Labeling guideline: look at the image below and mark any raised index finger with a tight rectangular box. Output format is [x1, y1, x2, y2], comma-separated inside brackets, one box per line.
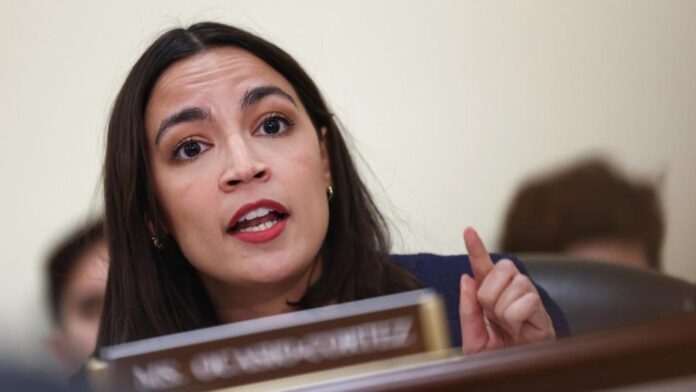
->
[464, 227, 494, 284]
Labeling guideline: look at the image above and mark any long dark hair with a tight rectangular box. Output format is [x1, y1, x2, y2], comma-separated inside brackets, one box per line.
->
[98, 22, 419, 349]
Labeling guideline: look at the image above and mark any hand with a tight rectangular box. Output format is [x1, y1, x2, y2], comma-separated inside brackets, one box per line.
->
[459, 227, 555, 354]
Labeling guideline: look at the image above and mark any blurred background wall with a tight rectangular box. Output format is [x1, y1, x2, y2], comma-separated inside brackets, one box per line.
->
[1, 0, 694, 369]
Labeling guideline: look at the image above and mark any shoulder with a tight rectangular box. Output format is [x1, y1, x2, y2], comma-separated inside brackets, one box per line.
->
[389, 253, 571, 346]
[389, 252, 528, 310]
[390, 252, 529, 284]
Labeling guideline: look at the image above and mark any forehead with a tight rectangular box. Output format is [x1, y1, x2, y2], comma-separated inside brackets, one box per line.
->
[62, 242, 108, 307]
[69, 242, 108, 285]
[148, 47, 296, 108]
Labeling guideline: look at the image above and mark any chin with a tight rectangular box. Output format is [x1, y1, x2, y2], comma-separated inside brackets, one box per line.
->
[250, 260, 311, 283]
[196, 245, 320, 288]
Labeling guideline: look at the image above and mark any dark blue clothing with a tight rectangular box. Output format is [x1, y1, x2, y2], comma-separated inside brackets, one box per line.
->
[390, 253, 570, 347]
[0, 365, 72, 392]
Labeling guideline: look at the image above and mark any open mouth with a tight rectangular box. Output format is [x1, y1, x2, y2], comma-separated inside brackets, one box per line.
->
[227, 207, 289, 234]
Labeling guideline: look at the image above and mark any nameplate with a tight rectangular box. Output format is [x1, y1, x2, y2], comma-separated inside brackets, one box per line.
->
[92, 289, 450, 391]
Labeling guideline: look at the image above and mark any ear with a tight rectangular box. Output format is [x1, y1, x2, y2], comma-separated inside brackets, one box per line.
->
[319, 127, 332, 185]
[145, 211, 171, 237]
[146, 218, 157, 237]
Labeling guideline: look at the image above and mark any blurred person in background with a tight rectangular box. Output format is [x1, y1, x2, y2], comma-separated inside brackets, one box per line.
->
[500, 158, 664, 270]
[45, 218, 108, 375]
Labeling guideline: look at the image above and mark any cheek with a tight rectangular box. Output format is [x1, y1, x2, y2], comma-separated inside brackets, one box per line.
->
[281, 143, 330, 222]
[280, 136, 327, 188]
[275, 150, 328, 195]
[153, 164, 220, 238]
[61, 311, 99, 356]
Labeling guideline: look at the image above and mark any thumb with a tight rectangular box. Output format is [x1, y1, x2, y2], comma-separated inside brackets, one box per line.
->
[459, 274, 489, 354]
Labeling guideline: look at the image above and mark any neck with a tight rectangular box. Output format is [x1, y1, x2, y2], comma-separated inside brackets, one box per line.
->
[201, 260, 321, 323]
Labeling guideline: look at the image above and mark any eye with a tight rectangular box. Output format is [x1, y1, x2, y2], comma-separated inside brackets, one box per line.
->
[172, 138, 211, 161]
[77, 295, 104, 321]
[256, 113, 294, 136]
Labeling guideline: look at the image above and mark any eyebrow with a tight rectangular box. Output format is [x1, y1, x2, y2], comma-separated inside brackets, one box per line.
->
[240, 85, 296, 110]
[154, 86, 295, 145]
[155, 107, 211, 145]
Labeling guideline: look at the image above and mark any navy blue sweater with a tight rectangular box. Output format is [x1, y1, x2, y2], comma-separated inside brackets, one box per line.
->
[391, 253, 570, 347]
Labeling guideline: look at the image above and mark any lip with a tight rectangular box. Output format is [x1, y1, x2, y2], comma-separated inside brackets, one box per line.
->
[227, 199, 289, 244]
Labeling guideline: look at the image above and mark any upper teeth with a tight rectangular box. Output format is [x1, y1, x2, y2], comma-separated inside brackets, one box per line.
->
[238, 207, 273, 223]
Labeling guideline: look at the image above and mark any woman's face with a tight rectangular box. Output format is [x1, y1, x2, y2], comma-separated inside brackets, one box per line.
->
[53, 241, 108, 373]
[145, 47, 331, 291]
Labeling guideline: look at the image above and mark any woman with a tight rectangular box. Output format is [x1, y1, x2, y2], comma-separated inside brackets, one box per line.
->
[98, 21, 564, 356]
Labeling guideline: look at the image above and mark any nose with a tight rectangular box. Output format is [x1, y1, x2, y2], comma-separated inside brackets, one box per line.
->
[219, 137, 269, 191]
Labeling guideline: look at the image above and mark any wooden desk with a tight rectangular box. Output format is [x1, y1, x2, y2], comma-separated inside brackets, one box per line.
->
[294, 313, 696, 392]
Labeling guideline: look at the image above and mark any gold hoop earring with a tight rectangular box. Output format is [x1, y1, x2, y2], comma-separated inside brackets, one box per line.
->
[151, 236, 163, 250]
[326, 185, 334, 201]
